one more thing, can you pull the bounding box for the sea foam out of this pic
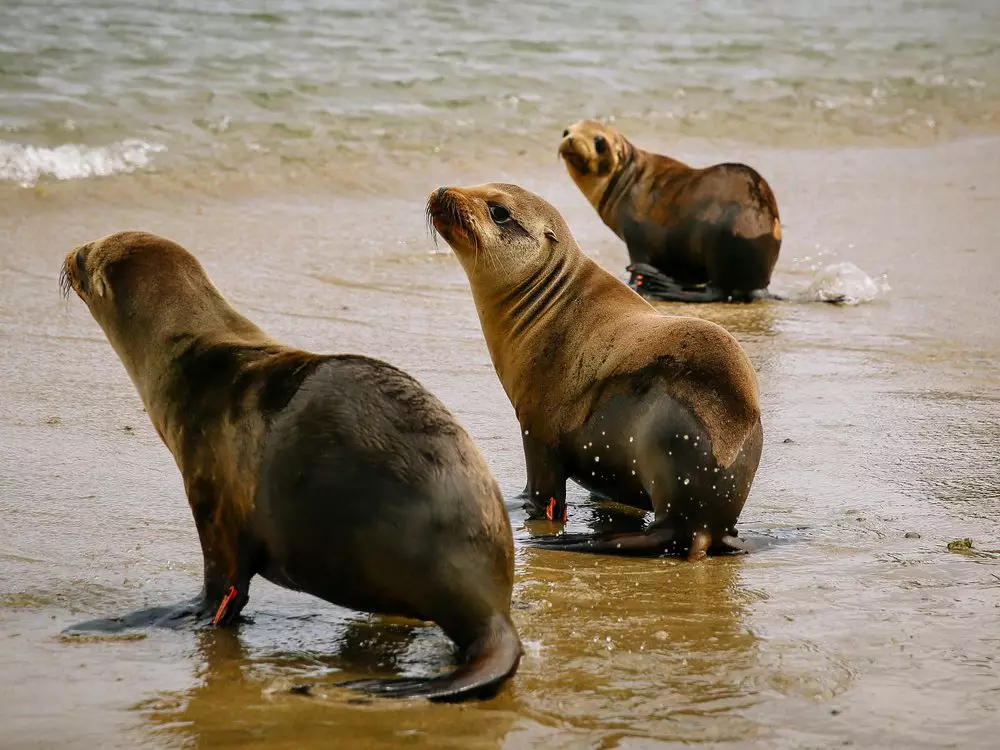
[801,262,890,305]
[0,139,166,187]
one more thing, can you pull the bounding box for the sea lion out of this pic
[59,231,521,702]
[427,184,763,559]
[559,119,782,303]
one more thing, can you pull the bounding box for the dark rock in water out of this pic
[904,531,921,539]
[782,437,794,444]
[947,538,974,552]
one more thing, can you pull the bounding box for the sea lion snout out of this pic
[60,243,93,299]
[558,133,591,175]
[426,186,473,243]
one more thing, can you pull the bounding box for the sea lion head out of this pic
[558,120,629,187]
[60,231,231,375]
[426,183,575,290]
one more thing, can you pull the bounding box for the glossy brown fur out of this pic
[428,184,764,557]
[61,232,315,601]
[60,231,521,702]
[559,120,781,299]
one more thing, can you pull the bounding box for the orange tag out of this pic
[213,586,238,626]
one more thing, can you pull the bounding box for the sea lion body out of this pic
[428,184,763,558]
[60,231,521,702]
[559,120,781,303]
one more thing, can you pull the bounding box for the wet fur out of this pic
[560,120,781,301]
[428,184,763,557]
[59,231,522,702]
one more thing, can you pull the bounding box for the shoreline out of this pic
[3,131,1000,211]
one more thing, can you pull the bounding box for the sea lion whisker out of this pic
[58,264,73,299]
[424,203,439,248]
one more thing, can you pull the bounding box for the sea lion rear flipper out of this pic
[331,611,522,703]
[626,264,730,303]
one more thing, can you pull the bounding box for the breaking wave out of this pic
[0,139,166,187]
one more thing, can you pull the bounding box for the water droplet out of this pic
[683,478,690,485]
[683,434,689,440]
[629,436,634,443]
[594,456,600,463]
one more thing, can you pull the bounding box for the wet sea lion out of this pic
[427,184,763,559]
[559,119,782,303]
[59,231,521,702]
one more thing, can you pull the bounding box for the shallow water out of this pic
[2,137,999,748]
[2,2,1000,748]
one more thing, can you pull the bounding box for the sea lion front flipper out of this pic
[62,595,223,635]
[519,433,567,522]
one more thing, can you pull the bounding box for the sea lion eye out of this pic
[489,205,511,224]
[594,135,608,154]
[562,129,569,137]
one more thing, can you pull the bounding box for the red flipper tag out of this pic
[213,585,238,626]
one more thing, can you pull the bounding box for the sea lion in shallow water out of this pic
[427,184,763,559]
[59,231,521,702]
[559,119,782,303]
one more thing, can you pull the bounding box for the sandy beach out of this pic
[2,132,999,748]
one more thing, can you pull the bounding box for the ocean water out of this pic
[1,0,999,187]
[2,3,1000,749]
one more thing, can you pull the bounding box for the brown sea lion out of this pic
[559,119,782,303]
[427,184,763,559]
[58,231,521,702]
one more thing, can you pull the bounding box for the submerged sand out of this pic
[1,137,999,749]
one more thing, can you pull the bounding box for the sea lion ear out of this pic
[544,228,558,244]
[92,269,109,298]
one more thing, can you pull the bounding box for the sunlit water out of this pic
[2,1,999,748]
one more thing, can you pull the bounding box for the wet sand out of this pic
[1,137,999,749]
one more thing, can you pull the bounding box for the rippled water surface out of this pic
[1,2,999,749]
[2,0,1000,185]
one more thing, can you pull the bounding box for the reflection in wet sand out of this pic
[138,618,519,750]
[133,548,770,748]
[510,550,769,745]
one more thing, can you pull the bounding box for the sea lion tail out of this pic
[334,610,522,703]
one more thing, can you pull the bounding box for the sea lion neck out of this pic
[109,301,274,453]
[596,138,639,218]
[471,249,579,396]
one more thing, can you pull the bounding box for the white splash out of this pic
[0,139,167,187]
[801,262,889,305]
